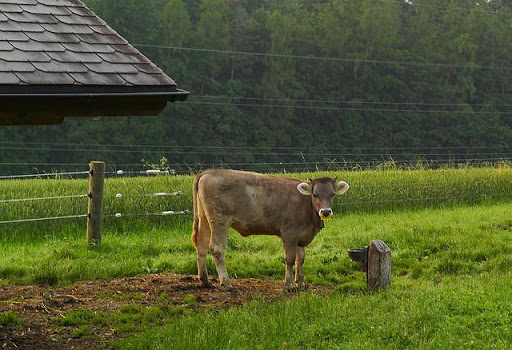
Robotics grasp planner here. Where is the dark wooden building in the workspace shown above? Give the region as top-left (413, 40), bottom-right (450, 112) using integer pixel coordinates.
top-left (0, 0), bottom-right (188, 125)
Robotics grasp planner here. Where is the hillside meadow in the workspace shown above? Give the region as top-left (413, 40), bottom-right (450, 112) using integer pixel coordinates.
top-left (1, 166), bottom-right (512, 348)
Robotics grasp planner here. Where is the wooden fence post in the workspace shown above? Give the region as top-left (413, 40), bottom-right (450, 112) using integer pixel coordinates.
top-left (367, 240), bottom-right (391, 289)
top-left (87, 161), bottom-right (105, 245)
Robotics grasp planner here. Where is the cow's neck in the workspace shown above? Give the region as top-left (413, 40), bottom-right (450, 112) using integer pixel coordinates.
top-left (311, 206), bottom-right (324, 232)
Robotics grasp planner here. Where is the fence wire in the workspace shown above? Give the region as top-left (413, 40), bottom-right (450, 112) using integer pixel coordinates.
top-left (0, 194), bottom-right (89, 204)
top-left (0, 214), bottom-right (89, 225)
top-left (0, 171), bottom-right (90, 180)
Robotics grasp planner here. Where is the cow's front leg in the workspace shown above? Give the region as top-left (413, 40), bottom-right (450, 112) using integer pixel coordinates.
top-left (284, 240), bottom-right (298, 291)
top-left (295, 246), bottom-right (306, 291)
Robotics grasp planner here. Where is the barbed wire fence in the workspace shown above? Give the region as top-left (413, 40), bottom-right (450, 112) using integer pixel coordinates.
top-left (1, 160), bottom-right (511, 242)
top-left (0, 161), bottom-right (191, 243)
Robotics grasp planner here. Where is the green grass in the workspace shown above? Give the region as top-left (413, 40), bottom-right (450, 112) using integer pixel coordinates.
top-left (107, 202), bottom-right (512, 349)
top-left (0, 311), bottom-right (22, 327)
top-left (2, 168), bottom-right (512, 348)
top-left (114, 274), bottom-right (512, 349)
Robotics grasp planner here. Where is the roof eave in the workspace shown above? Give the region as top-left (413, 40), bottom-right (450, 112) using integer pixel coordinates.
top-left (0, 89), bottom-right (190, 125)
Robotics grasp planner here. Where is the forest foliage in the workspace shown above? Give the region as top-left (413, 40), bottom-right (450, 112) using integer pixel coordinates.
top-left (1, 0), bottom-right (512, 174)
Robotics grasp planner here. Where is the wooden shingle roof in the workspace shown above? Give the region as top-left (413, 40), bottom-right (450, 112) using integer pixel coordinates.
top-left (0, 0), bottom-right (189, 125)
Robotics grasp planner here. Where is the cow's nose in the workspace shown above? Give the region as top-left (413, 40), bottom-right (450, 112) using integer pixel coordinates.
top-left (319, 208), bottom-right (333, 219)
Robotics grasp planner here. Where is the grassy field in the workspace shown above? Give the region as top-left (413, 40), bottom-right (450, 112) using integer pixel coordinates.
top-left (113, 203), bottom-right (512, 349)
top-left (1, 167), bottom-right (512, 348)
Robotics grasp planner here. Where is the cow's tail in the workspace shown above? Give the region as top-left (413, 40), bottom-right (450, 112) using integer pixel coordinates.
top-left (191, 171), bottom-right (203, 248)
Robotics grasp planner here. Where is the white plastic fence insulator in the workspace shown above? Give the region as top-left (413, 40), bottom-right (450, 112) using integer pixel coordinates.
top-left (116, 170), bottom-right (124, 175)
top-left (152, 191), bottom-right (182, 197)
top-left (115, 213), bottom-right (122, 218)
top-left (143, 169), bottom-right (176, 175)
top-left (116, 193), bottom-right (123, 198)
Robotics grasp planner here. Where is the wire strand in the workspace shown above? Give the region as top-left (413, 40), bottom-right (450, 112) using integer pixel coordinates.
top-left (0, 171), bottom-right (90, 180)
top-left (134, 43), bottom-right (512, 71)
top-left (0, 214), bottom-right (89, 225)
top-left (0, 194), bottom-right (89, 204)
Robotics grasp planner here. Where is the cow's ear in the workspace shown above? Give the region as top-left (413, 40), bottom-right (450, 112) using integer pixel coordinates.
top-left (336, 181), bottom-right (349, 194)
top-left (297, 182), bottom-right (312, 196)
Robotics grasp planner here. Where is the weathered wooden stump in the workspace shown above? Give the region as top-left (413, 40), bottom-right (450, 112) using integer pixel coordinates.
top-left (367, 240), bottom-right (391, 289)
top-left (347, 239), bottom-right (391, 290)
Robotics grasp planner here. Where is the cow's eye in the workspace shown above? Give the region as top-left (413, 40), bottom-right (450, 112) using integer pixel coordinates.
top-left (313, 193), bottom-right (318, 198)
top-left (331, 193), bottom-right (335, 197)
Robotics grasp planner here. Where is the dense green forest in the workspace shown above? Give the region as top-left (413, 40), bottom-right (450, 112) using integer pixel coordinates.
top-left (1, 0), bottom-right (512, 175)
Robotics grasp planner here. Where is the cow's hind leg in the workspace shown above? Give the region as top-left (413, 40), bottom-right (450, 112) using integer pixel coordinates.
top-left (210, 221), bottom-right (234, 291)
top-left (194, 207), bottom-right (212, 287)
top-left (295, 246), bottom-right (307, 291)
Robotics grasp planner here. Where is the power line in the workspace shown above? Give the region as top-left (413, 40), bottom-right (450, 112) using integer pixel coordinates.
top-left (0, 144), bottom-right (510, 157)
top-left (377, 0), bottom-right (509, 15)
top-left (135, 43), bottom-right (512, 71)
top-left (182, 100), bottom-right (511, 113)
top-left (193, 95), bottom-right (512, 108)
top-left (0, 141), bottom-right (511, 151)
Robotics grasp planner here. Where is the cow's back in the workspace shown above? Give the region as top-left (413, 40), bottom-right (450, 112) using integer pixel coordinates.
top-left (196, 170), bottom-right (310, 235)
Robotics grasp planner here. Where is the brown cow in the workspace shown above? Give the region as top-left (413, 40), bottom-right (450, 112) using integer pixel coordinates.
top-left (191, 169), bottom-right (349, 291)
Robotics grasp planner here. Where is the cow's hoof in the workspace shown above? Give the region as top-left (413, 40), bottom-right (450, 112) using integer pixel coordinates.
top-left (286, 285), bottom-right (299, 293)
top-left (198, 277), bottom-right (213, 288)
top-left (219, 284), bottom-right (235, 293)
top-left (297, 283), bottom-right (308, 291)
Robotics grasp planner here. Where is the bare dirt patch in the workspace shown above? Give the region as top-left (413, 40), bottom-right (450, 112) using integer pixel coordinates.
top-left (1, 274), bottom-right (333, 349)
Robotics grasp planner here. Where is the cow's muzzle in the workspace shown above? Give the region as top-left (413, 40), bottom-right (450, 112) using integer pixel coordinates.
top-left (319, 208), bottom-right (333, 221)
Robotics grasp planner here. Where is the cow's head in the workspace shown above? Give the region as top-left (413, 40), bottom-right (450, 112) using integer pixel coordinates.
top-left (297, 177), bottom-right (349, 221)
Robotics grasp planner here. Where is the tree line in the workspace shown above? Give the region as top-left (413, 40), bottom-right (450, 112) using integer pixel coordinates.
top-left (1, 0), bottom-right (512, 174)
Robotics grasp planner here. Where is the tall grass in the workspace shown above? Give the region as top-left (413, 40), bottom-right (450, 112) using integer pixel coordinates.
top-left (1, 166), bottom-right (511, 242)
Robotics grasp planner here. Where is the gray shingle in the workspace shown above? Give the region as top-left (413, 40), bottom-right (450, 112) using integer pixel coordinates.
top-left (0, 49), bottom-right (52, 62)
top-left (77, 32), bottom-right (127, 45)
top-left (11, 40), bottom-right (66, 52)
top-left (21, 3), bottom-right (72, 15)
top-left (15, 70), bottom-right (75, 84)
top-left (85, 61), bottom-right (138, 74)
top-left (0, 60), bottom-right (35, 72)
top-left (47, 50), bottom-right (101, 63)
top-left (55, 13), bottom-right (103, 26)
top-left (0, 21), bottom-right (44, 32)
top-left (69, 71), bottom-right (130, 85)
top-left (0, 71), bottom-right (21, 84)
top-left (25, 31), bottom-right (80, 44)
top-left (0, 4), bottom-right (23, 13)
top-left (121, 72), bottom-right (176, 86)
top-left (0, 40), bottom-right (13, 51)
top-left (1, 31), bottom-right (30, 41)
top-left (41, 22), bottom-right (94, 34)
top-left (63, 42), bottom-right (114, 54)
top-left (33, 61), bottom-right (87, 73)
top-left (10, 0), bottom-right (38, 5)
top-left (4, 11), bottom-right (58, 24)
